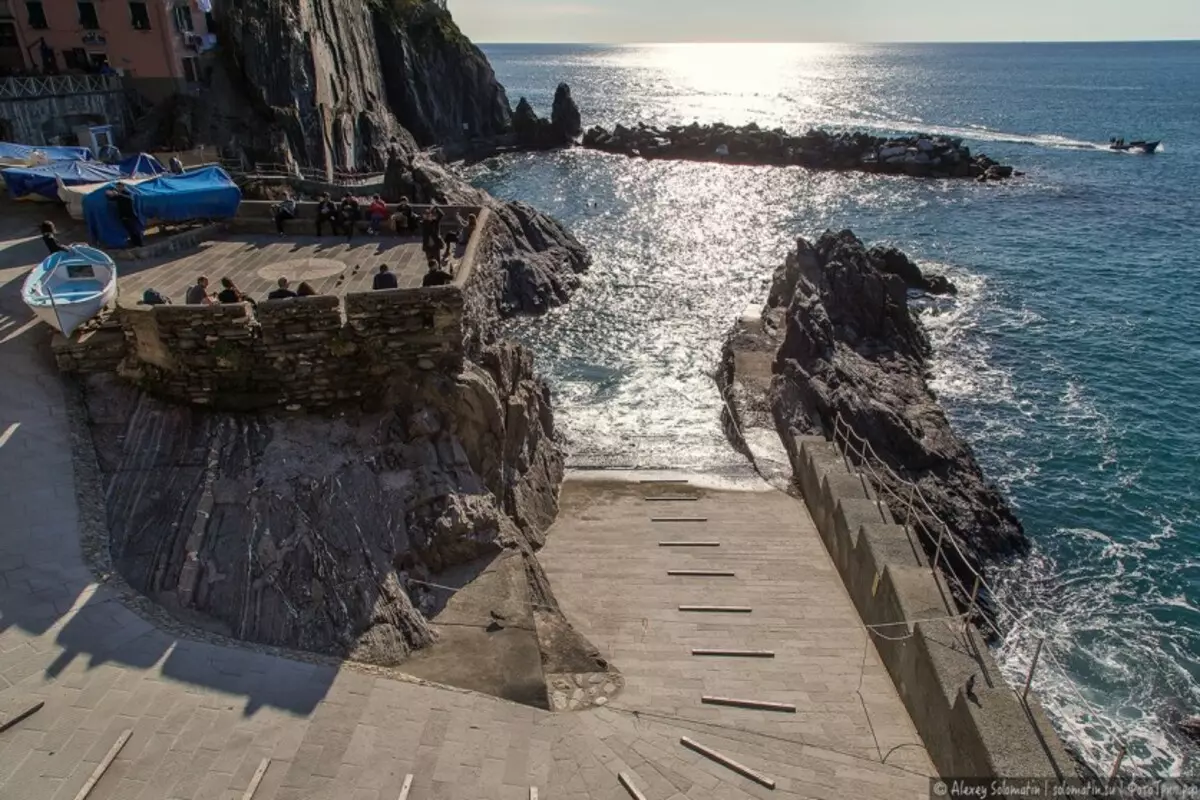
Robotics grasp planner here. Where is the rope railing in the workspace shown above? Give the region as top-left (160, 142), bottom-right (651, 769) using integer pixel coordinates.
top-left (827, 411), bottom-right (1140, 778)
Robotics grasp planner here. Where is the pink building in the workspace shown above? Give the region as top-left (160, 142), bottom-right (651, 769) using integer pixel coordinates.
top-left (0, 0), bottom-right (215, 81)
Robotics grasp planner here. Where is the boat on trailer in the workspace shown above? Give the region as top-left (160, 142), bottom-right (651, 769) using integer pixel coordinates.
top-left (21, 246), bottom-right (118, 336)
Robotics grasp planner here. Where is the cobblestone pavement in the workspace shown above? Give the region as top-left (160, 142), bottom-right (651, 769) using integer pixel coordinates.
top-left (0, 211), bottom-right (934, 800)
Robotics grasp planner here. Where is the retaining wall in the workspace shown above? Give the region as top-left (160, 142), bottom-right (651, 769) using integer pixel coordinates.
top-left (786, 430), bottom-right (1077, 779)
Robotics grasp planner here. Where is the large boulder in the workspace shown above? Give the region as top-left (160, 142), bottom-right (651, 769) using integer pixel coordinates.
top-left (768, 230), bottom-right (1028, 603)
top-left (868, 245), bottom-right (958, 295)
top-left (550, 83), bottom-right (582, 142)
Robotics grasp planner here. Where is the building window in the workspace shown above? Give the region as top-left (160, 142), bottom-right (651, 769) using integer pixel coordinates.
top-left (181, 55), bottom-right (197, 82)
top-left (128, 1), bottom-right (150, 29)
top-left (0, 21), bottom-right (16, 46)
top-left (172, 3), bottom-right (192, 32)
top-left (77, 1), bottom-right (98, 29)
top-left (63, 47), bottom-right (88, 70)
top-left (26, 1), bottom-right (47, 29)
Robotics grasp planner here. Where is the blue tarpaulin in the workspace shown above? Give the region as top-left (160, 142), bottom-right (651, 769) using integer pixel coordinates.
top-left (1, 160), bottom-right (121, 200)
top-left (0, 142), bottom-right (93, 163)
top-left (83, 166), bottom-right (241, 248)
top-left (117, 153), bottom-right (165, 177)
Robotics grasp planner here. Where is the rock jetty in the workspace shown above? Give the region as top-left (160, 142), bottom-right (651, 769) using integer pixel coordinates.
top-left (732, 231), bottom-right (1027, 606)
top-left (583, 122), bottom-right (1017, 180)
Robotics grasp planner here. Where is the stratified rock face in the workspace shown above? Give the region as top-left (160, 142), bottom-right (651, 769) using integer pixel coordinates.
top-left (769, 230), bottom-right (1028, 593)
top-left (373, 2), bottom-right (512, 147)
top-left (550, 83), bottom-right (583, 142)
top-left (218, 0), bottom-right (411, 170)
top-left (88, 341), bottom-right (565, 666)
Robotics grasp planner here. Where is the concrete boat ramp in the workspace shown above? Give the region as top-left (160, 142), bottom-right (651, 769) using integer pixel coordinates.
top-left (0, 208), bottom-right (933, 799)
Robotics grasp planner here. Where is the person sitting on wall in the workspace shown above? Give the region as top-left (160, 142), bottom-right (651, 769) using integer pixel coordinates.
top-left (296, 281), bottom-right (317, 297)
top-left (272, 193), bottom-right (298, 236)
top-left (392, 197), bottom-right (418, 235)
top-left (105, 181), bottom-right (143, 248)
top-left (168, 155), bottom-right (184, 174)
top-left (267, 277), bottom-right (297, 300)
top-left (338, 193), bottom-right (360, 242)
top-left (367, 195), bottom-right (388, 235)
top-left (185, 275), bottom-right (214, 305)
top-left (40, 221), bottom-right (68, 254)
top-left (372, 264), bottom-right (398, 290)
top-left (422, 258), bottom-right (453, 287)
top-left (217, 276), bottom-right (257, 307)
top-left (315, 193), bottom-right (338, 237)
top-left (441, 212), bottom-right (471, 262)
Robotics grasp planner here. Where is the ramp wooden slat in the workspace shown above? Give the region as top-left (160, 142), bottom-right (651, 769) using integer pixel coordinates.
top-left (73, 729), bottom-right (131, 800)
top-left (701, 695), bottom-right (797, 713)
top-left (644, 496), bottom-right (700, 501)
top-left (618, 771), bottom-right (649, 800)
top-left (679, 605), bottom-right (752, 613)
top-left (667, 569), bottom-right (736, 577)
top-left (658, 541), bottom-right (720, 547)
top-left (651, 517), bottom-right (708, 522)
top-left (0, 700), bottom-right (44, 733)
top-left (397, 774), bottom-right (414, 800)
top-left (240, 758), bottom-right (271, 800)
top-left (691, 648), bottom-right (775, 658)
top-left (638, 479), bottom-right (690, 484)
top-left (679, 736), bottom-right (777, 789)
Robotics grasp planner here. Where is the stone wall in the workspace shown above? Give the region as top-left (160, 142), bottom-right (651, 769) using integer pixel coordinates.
top-left (73, 287), bottom-right (466, 411)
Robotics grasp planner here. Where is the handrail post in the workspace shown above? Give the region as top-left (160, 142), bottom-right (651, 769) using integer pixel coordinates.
top-left (932, 527), bottom-right (944, 572)
top-left (1021, 639), bottom-right (1043, 702)
top-left (966, 575), bottom-right (981, 622)
top-left (903, 484), bottom-right (915, 527)
top-left (1107, 744), bottom-right (1126, 783)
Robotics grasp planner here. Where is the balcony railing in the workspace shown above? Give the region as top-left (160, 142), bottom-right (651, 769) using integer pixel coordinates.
top-left (0, 74), bottom-right (121, 99)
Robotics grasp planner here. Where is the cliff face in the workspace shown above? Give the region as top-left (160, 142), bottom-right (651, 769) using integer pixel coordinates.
top-left (211, 0), bottom-right (510, 169)
top-left (373, 2), bottom-right (512, 147)
top-left (86, 342), bottom-right (601, 689)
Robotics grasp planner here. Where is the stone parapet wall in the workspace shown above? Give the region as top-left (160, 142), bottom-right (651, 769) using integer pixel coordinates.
top-left (110, 288), bottom-right (466, 410)
top-left (785, 431), bottom-right (1077, 779)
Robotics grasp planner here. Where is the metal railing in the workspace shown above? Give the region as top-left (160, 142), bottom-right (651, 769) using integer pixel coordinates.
top-left (0, 74), bottom-right (121, 99)
top-left (219, 159), bottom-right (386, 187)
top-left (828, 411), bottom-right (1138, 778)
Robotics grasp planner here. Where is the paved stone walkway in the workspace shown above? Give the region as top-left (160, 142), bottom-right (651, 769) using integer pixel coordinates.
top-left (0, 208), bottom-right (934, 800)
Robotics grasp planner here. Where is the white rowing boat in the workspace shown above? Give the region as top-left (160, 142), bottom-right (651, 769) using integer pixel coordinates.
top-left (21, 245), bottom-right (118, 336)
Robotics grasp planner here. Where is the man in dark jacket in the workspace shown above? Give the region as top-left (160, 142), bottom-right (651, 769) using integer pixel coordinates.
top-left (106, 182), bottom-right (143, 247)
top-left (373, 264), bottom-right (398, 290)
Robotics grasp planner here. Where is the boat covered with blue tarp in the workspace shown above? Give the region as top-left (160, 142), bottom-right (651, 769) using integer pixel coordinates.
top-left (82, 166), bottom-right (241, 248)
top-left (116, 152), bottom-right (165, 178)
top-left (2, 160), bottom-right (121, 201)
top-left (0, 142), bottom-right (93, 165)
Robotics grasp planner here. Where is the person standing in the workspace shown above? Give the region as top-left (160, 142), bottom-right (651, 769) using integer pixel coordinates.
top-left (420, 205), bottom-right (444, 251)
top-left (105, 182), bottom-right (143, 248)
top-left (40, 221), bottom-right (67, 254)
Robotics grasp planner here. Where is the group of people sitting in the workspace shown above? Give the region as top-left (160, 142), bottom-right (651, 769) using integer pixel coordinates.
top-left (147, 275), bottom-right (319, 307)
top-left (270, 194), bottom-right (477, 260)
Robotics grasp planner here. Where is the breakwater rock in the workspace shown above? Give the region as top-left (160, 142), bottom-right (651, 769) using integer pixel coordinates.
top-left (84, 340), bottom-right (614, 705)
top-left (583, 122), bottom-right (1017, 180)
top-left (764, 231), bottom-right (1027, 600)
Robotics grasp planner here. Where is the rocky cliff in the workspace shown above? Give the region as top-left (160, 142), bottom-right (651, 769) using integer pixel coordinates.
top-left (84, 341), bottom-right (614, 703)
top-left (758, 231), bottom-right (1027, 602)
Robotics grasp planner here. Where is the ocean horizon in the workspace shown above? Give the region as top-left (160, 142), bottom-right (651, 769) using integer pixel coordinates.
top-left (469, 40), bottom-right (1200, 776)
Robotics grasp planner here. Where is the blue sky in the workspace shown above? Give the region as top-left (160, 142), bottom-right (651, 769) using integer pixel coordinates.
top-left (450, 0), bottom-right (1200, 43)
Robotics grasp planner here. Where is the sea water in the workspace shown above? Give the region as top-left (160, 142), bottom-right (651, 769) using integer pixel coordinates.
top-left (469, 41), bottom-right (1200, 775)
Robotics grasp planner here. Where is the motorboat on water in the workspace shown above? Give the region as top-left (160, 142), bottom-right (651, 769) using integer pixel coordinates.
top-left (1108, 138), bottom-right (1160, 153)
top-left (21, 246), bottom-right (118, 336)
